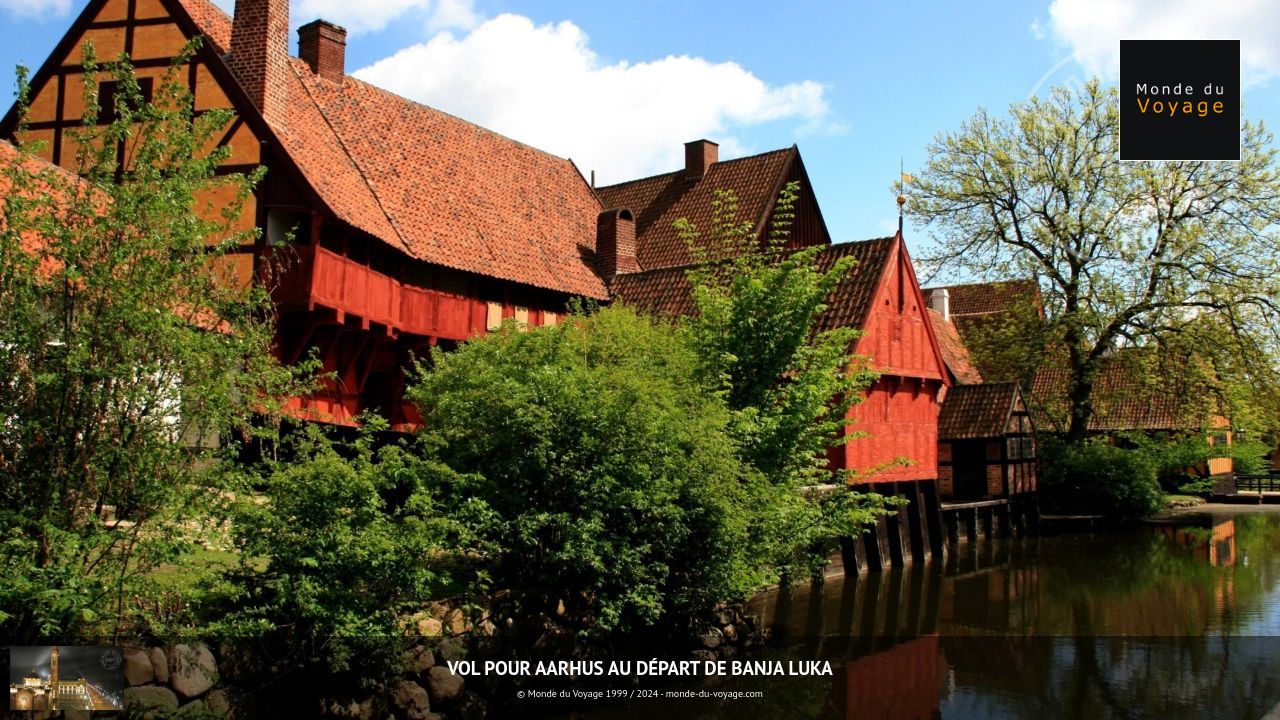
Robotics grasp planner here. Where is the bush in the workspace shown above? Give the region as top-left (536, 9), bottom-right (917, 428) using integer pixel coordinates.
top-left (1039, 439), bottom-right (1163, 518)
top-left (407, 306), bottom-right (759, 643)
top-left (215, 425), bottom-right (451, 682)
top-left (1229, 440), bottom-right (1272, 475)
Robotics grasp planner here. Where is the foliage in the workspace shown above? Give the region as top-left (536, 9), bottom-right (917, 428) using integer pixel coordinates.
top-left (1038, 438), bottom-right (1163, 518)
top-left (407, 306), bottom-right (759, 642)
top-left (1228, 439), bottom-right (1272, 476)
top-left (0, 45), bottom-right (301, 642)
top-left (214, 423), bottom-right (452, 681)
top-left (907, 80), bottom-right (1280, 442)
top-left (677, 181), bottom-right (893, 580)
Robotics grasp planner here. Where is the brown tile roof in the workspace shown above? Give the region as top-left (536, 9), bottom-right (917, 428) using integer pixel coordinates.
top-left (923, 279), bottom-right (1042, 317)
top-left (928, 308), bottom-right (983, 385)
top-left (176, 0), bottom-right (232, 53)
top-left (175, 0), bottom-right (608, 299)
top-left (1028, 354), bottom-right (1213, 433)
top-left (612, 237), bottom-right (898, 334)
top-left (938, 383), bottom-right (1020, 440)
top-left (596, 148), bottom-right (794, 270)
top-left (810, 238), bottom-right (897, 333)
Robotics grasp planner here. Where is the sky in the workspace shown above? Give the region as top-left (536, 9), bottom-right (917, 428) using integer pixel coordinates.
top-left (1, 0), bottom-right (1278, 279)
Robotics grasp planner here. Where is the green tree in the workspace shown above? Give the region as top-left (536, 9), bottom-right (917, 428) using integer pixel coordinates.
top-left (677, 181), bottom-right (892, 580)
top-left (906, 80), bottom-right (1280, 442)
top-left (406, 306), bottom-right (759, 642)
top-left (0, 45), bottom-right (299, 641)
top-left (216, 423), bottom-right (451, 681)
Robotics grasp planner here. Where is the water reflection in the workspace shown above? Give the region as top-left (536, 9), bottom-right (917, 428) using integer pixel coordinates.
top-left (740, 512), bottom-right (1280, 719)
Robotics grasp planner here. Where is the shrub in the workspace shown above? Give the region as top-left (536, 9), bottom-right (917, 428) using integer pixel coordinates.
top-left (216, 424), bottom-right (451, 682)
top-left (1038, 439), bottom-right (1163, 518)
top-left (407, 306), bottom-right (759, 643)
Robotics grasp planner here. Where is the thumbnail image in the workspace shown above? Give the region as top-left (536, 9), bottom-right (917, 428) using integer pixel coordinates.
top-left (9, 646), bottom-right (124, 711)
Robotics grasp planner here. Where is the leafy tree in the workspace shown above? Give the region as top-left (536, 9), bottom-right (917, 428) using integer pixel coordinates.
top-left (677, 181), bottom-right (892, 580)
top-left (406, 305), bottom-right (759, 642)
top-left (907, 80), bottom-right (1280, 443)
top-left (215, 423), bottom-right (451, 681)
top-left (0, 45), bottom-right (299, 641)
top-left (1037, 438), bottom-right (1162, 518)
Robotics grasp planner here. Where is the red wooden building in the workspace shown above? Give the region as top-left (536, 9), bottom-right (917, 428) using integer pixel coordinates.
top-left (598, 143), bottom-right (951, 486)
top-left (2, 0), bottom-right (610, 429)
top-left (6, 0), bottom-right (963, 561)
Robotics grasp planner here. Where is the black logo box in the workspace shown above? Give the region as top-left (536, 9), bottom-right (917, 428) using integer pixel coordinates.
top-left (1120, 39), bottom-right (1240, 161)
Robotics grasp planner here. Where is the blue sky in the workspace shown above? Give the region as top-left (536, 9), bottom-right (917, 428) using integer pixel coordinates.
top-left (2, 0), bottom-right (1277, 277)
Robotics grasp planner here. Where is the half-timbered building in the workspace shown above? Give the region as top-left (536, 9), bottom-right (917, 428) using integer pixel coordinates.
top-left (1, 0), bottom-right (609, 429)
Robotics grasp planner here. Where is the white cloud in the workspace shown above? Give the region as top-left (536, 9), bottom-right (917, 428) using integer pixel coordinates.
top-left (354, 13), bottom-right (832, 185)
top-left (0, 0), bottom-right (71, 20)
top-left (426, 0), bottom-right (478, 32)
top-left (1045, 0), bottom-right (1280, 85)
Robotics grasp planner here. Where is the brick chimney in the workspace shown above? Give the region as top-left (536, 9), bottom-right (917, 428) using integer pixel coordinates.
top-left (229, 0), bottom-right (290, 128)
top-left (597, 209), bottom-right (639, 279)
top-left (684, 139), bottom-right (718, 178)
top-left (298, 20), bottom-right (347, 82)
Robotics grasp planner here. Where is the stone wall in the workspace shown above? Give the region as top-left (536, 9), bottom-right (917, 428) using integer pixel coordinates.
top-left (121, 643), bottom-right (229, 717)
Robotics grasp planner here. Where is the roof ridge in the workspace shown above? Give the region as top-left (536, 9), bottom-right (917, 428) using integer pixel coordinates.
top-left (288, 61), bottom-right (413, 256)
top-left (596, 147), bottom-right (794, 191)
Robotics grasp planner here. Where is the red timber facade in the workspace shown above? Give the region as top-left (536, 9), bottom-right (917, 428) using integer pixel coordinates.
top-left (600, 145), bottom-right (951, 485)
top-left (2, 0), bottom-right (609, 428)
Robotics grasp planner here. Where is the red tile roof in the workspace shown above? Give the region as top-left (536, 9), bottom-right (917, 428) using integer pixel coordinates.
top-left (595, 148), bottom-right (795, 270)
top-left (612, 238), bottom-right (898, 336)
top-left (928, 308), bottom-right (983, 385)
top-left (175, 0), bottom-right (608, 299)
top-left (1028, 354), bottom-right (1214, 433)
top-left (923, 279), bottom-right (1042, 318)
top-left (810, 238), bottom-right (897, 333)
top-left (938, 383), bottom-right (1021, 440)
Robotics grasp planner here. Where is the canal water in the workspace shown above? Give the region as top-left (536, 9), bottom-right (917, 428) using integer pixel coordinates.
top-left (569, 510), bottom-right (1280, 719)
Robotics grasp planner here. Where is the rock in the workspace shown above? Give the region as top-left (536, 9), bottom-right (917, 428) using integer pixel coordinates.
top-left (404, 645), bottom-right (436, 674)
top-left (205, 689), bottom-right (232, 716)
top-left (426, 666), bottom-right (464, 704)
top-left (123, 647), bottom-right (154, 686)
top-left (691, 650), bottom-right (716, 663)
top-left (391, 680), bottom-right (432, 719)
top-left (699, 627), bottom-right (724, 649)
top-left (149, 647), bottom-right (170, 683)
top-left (124, 685), bottom-right (180, 712)
top-left (168, 643), bottom-right (217, 700)
top-left (436, 637), bottom-right (466, 662)
top-left (177, 699), bottom-right (206, 716)
top-left (417, 617), bottom-right (444, 637)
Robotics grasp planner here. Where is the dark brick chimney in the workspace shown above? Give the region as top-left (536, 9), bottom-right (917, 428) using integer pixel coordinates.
top-left (597, 209), bottom-right (639, 279)
top-left (684, 139), bottom-right (718, 178)
top-left (229, 0), bottom-right (290, 128)
top-left (298, 20), bottom-right (347, 82)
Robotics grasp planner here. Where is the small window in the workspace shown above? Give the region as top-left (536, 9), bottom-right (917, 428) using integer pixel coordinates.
top-left (97, 78), bottom-right (153, 124)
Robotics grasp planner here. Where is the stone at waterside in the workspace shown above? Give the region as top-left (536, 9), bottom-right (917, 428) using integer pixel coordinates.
top-left (176, 699), bottom-right (206, 716)
top-left (391, 680), bottom-right (432, 720)
top-left (149, 647), bottom-right (170, 683)
top-left (124, 685), bottom-right (180, 712)
top-left (404, 645), bottom-right (436, 674)
top-left (123, 647), bottom-right (154, 686)
top-left (427, 666), bottom-right (464, 704)
top-left (168, 643), bottom-right (218, 700)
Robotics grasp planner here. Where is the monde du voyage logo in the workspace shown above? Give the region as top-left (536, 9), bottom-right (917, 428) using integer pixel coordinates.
top-left (1120, 40), bottom-right (1241, 161)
